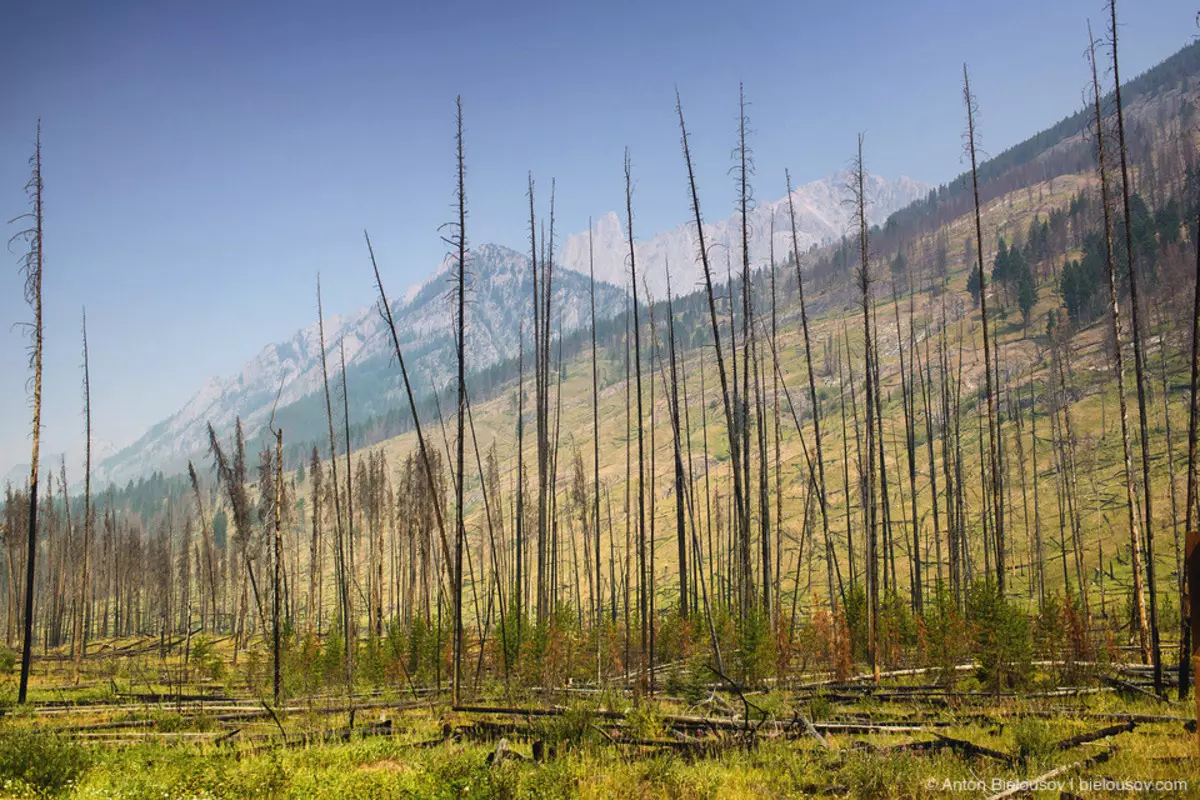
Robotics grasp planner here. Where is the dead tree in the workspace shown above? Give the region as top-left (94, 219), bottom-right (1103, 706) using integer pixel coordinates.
top-left (623, 149), bottom-right (648, 688)
top-left (665, 263), bottom-right (689, 619)
top-left (448, 96), bottom-right (468, 706)
top-left (963, 65), bottom-right (1004, 593)
top-left (367, 234), bottom-right (453, 637)
top-left (786, 169), bottom-right (840, 610)
top-left (1088, 23), bottom-right (1149, 659)
top-left (339, 341), bottom-right (356, 675)
top-left (852, 134), bottom-right (880, 682)
top-left (73, 309), bottom-right (92, 683)
top-left (1108, 0), bottom-right (1162, 695)
top-left (676, 91), bottom-right (747, 623)
top-left (589, 220), bottom-right (603, 627)
top-left (309, 446), bottom-right (323, 634)
top-left (13, 121), bottom-right (43, 705)
top-left (735, 85), bottom-right (759, 618)
top-left (272, 426), bottom-right (283, 706)
top-left (1182, 210), bottom-right (1200, 699)
top-left (315, 278), bottom-right (351, 686)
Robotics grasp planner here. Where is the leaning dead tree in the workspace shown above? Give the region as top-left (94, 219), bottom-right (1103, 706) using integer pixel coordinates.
top-left (676, 90), bottom-right (747, 623)
top-left (786, 169), bottom-right (840, 611)
top-left (12, 121), bottom-right (44, 706)
top-left (963, 65), bottom-right (1004, 594)
top-left (366, 233), bottom-right (453, 640)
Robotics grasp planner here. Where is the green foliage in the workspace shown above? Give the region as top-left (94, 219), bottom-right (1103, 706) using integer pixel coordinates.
top-left (624, 700), bottom-right (664, 740)
top-left (842, 582), bottom-right (870, 664)
top-left (189, 635), bottom-right (226, 684)
top-left (1011, 717), bottom-right (1055, 768)
top-left (966, 579), bottom-right (1032, 692)
top-left (735, 606), bottom-right (775, 686)
top-left (918, 582), bottom-right (970, 685)
top-left (841, 751), bottom-right (921, 800)
top-left (0, 731), bottom-right (91, 797)
top-left (878, 589), bottom-right (917, 668)
top-left (0, 647), bottom-right (17, 675)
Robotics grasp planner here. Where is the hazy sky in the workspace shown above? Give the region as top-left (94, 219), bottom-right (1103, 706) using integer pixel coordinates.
top-left (1, 0), bottom-right (1195, 479)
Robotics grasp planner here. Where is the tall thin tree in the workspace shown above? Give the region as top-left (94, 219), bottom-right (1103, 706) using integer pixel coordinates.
top-left (13, 122), bottom-right (43, 705)
top-left (963, 65), bottom-right (1004, 593)
top-left (1108, 0), bottom-right (1162, 695)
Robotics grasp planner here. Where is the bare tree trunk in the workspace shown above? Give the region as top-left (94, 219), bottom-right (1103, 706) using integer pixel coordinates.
top-left (589, 221), bottom-right (603, 629)
top-left (309, 447), bottom-right (322, 635)
top-left (272, 428), bottom-right (283, 706)
top-left (315, 278), bottom-right (351, 690)
top-left (1181, 211), bottom-right (1200, 699)
top-left (1089, 25), bottom-right (1149, 659)
top-left (675, 92), bottom-right (747, 627)
top-left (74, 310), bottom-right (92, 683)
top-left (786, 170), bottom-right (840, 610)
top-left (452, 96), bottom-right (468, 706)
top-left (852, 135), bottom-right (880, 682)
top-left (963, 66), bottom-right (1004, 594)
top-left (1108, 0), bottom-right (1162, 695)
top-left (664, 266), bottom-right (689, 619)
top-left (623, 150), bottom-right (648, 693)
top-left (17, 122), bottom-right (44, 706)
top-left (516, 325), bottom-right (525, 650)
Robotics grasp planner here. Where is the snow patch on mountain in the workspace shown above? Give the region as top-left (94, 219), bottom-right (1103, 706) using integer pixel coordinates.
top-left (559, 171), bottom-right (929, 297)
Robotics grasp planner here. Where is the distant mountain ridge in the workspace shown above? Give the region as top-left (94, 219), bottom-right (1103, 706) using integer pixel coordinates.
top-left (87, 243), bottom-right (625, 488)
top-left (559, 171), bottom-right (929, 298)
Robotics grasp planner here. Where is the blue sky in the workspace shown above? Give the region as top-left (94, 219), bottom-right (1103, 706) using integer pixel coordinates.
top-left (1, 0), bottom-right (1195, 479)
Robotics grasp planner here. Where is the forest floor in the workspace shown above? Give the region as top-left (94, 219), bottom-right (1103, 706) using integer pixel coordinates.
top-left (0, 637), bottom-right (1197, 798)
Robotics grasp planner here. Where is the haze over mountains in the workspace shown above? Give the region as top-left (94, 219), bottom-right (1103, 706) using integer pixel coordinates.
top-left (559, 171), bottom-right (928, 298)
top-left (2, 170), bottom-right (927, 490)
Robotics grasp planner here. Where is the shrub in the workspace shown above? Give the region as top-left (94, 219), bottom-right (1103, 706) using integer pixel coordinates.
top-left (918, 582), bottom-right (970, 686)
top-left (1012, 717), bottom-right (1055, 768)
top-left (736, 606), bottom-right (774, 686)
top-left (966, 579), bottom-right (1032, 692)
top-left (0, 731), bottom-right (91, 796)
top-left (0, 647), bottom-right (17, 675)
top-left (189, 635), bottom-right (226, 684)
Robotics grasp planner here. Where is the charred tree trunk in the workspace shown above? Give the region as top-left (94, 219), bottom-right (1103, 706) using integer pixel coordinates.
top-left (16, 122), bottom-right (44, 706)
top-left (1109, 0), bottom-right (1162, 695)
top-left (963, 66), bottom-right (1004, 594)
top-left (1089, 25), bottom-right (1149, 659)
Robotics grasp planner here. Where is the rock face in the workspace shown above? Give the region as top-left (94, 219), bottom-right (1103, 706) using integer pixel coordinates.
top-left (558, 171), bottom-right (930, 298)
top-left (93, 243), bottom-right (625, 486)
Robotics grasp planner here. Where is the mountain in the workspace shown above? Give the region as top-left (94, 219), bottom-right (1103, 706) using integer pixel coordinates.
top-left (559, 171), bottom-right (929, 298)
top-left (91, 244), bottom-right (625, 487)
top-left (85, 169), bottom-right (926, 488)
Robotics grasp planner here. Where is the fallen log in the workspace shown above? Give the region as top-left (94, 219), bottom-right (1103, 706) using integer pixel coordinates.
top-left (1098, 675), bottom-right (1168, 704)
top-left (1052, 721), bottom-right (1135, 751)
top-left (932, 733), bottom-right (1015, 764)
top-left (983, 747), bottom-right (1115, 800)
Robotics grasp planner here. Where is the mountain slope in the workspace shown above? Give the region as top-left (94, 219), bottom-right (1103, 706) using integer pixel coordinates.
top-left (559, 171), bottom-right (929, 297)
top-left (92, 243), bottom-right (625, 487)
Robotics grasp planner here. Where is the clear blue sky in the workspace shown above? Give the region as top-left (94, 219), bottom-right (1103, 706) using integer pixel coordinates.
top-left (1, 0), bottom-right (1195, 478)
